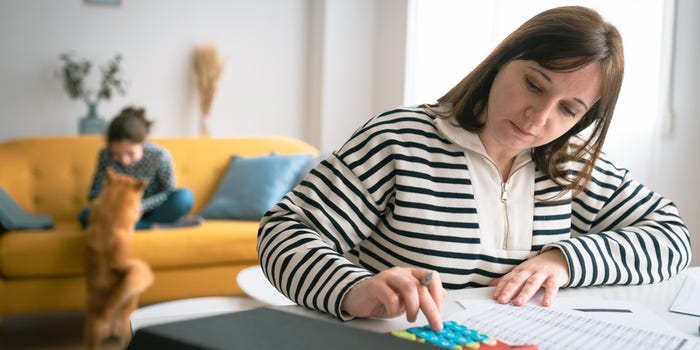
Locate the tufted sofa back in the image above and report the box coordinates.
[0,136,318,221]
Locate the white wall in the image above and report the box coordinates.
[0,0,407,153]
[305,0,407,152]
[316,0,377,153]
[0,0,308,140]
[650,0,700,266]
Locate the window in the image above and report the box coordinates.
[405,0,670,183]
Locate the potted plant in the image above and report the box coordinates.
[58,52,126,134]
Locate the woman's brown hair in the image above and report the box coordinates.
[432,6,624,195]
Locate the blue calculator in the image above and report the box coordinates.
[389,321,537,349]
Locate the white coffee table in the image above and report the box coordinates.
[236,265,295,306]
[130,296,266,333]
[130,266,295,334]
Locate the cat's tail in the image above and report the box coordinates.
[100,258,154,319]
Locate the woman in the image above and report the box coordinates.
[79,106,196,230]
[257,6,691,330]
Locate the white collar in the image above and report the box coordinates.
[434,116,533,171]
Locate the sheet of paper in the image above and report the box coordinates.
[671,274,700,317]
[449,303,700,350]
[454,287,683,334]
[525,296,679,334]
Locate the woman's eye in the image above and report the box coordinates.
[561,104,577,117]
[525,78,541,93]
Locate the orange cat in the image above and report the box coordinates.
[83,168,154,350]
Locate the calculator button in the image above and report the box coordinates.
[454,335,472,345]
[423,333,441,344]
[390,329,416,341]
[388,321,526,350]
[425,335,455,348]
[482,337,497,346]
[406,327,422,335]
[442,330,459,340]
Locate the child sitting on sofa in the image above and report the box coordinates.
[79,106,201,230]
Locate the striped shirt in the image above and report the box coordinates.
[88,141,175,212]
[257,107,691,320]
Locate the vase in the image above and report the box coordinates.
[79,103,107,135]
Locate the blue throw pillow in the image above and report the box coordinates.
[0,187,54,232]
[200,153,313,220]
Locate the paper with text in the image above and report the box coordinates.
[450,304,700,350]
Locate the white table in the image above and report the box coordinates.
[130,296,266,333]
[130,266,293,333]
[236,265,294,306]
[132,266,700,340]
[277,266,700,340]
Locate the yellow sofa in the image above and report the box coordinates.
[0,136,317,317]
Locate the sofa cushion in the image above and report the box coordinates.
[0,187,54,231]
[0,220,260,278]
[200,153,312,221]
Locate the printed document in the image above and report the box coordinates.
[452,298,700,350]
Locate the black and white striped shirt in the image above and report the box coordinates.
[257,107,691,319]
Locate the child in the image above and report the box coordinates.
[79,106,200,230]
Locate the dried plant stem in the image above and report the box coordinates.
[200,118,210,137]
[193,45,224,136]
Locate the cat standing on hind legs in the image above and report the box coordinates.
[83,169,154,350]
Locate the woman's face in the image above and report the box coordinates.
[481,59,602,158]
[109,140,144,168]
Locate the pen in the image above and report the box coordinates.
[420,272,433,286]
[507,345,538,350]
[573,308,632,313]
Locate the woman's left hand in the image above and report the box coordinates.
[489,249,569,307]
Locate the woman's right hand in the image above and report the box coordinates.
[340,267,446,330]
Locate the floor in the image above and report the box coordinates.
[0,310,121,350]
[0,296,267,350]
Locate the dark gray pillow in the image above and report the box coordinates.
[0,188,54,232]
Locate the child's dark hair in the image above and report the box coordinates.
[106,106,153,143]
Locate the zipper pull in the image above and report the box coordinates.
[501,183,508,202]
